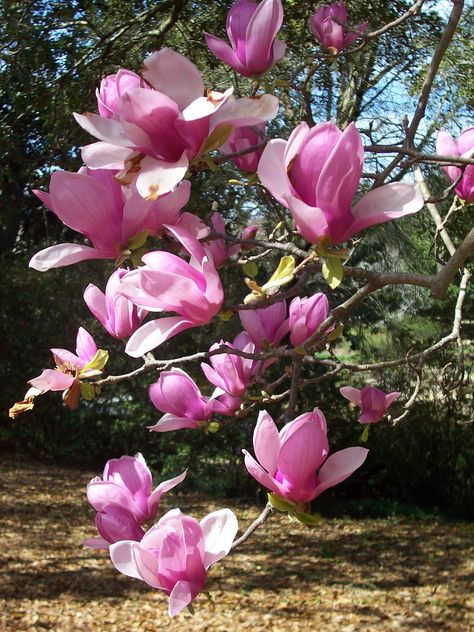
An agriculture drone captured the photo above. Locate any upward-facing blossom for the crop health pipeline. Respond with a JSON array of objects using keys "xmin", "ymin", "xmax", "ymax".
[
  {"xmin": 27, "ymin": 328, "xmax": 105, "ymax": 410},
  {"xmin": 310, "ymin": 2, "xmax": 367, "ymax": 53},
  {"xmin": 436, "ymin": 128, "xmax": 474, "ymax": 203},
  {"xmin": 340, "ymin": 385, "xmax": 401, "ymax": 424},
  {"xmin": 205, "ymin": 0, "xmax": 286, "ymax": 77},
  {"xmin": 243, "ymin": 409, "xmax": 368, "ymax": 505},
  {"xmin": 121, "ymin": 225, "xmax": 224, "ymax": 357},
  {"xmin": 85, "ymin": 453, "xmax": 186, "ymax": 549},
  {"xmin": 258, "ymin": 121, "xmax": 424, "ymax": 245},
  {"xmin": 29, "ymin": 168, "xmax": 190, "ymax": 271},
  {"xmin": 110, "ymin": 508, "xmax": 238, "ymax": 616},
  {"xmin": 74, "ymin": 48, "xmax": 279, "ymax": 198}
]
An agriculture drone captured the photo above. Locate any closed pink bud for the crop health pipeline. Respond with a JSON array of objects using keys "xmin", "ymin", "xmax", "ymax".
[
  {"xmin": 436, "ymin": 128, "xmax": 474, "ymax": 203},
  {"xmin": 205, "ymin": 0, "xmax": 286, "ymax": 78},
  {"xmin": 258, "ymin": 121, "xmax": 424, "ymax": 245},
  {"xmin": 340, "ymin": 385, "xmax": 401, "ymax": 424},
  {"xmin": 222, "ymin": 125, "xmax": 266, "ymax": 172},
  {"xmin": 84, "ymin": 505, "xmax": 145, "ymax": 550},
  {"xmin": 110, "ymin": 507, "xmax": 238, "ymax": 616},
  {"xmin": 289, "ymin": 293, "xmax": 330, "ymax": 346},
  {"xmin": 309, "ymin": 2, "xmax": 367, "ymax": 53},
  {"xmin": 96, "ymin": 69, "xmax": 149, "ymax": 119},
  {"xmin": 86, "ymin": 453, "xmax": 186, "ymax": 523},
  {"xmin": 239, "ymin": 300, "xmax": 289, "ymax": 349},
  {"xmin": 243, "ymin": 409, "xmax": 368, "ymax": 505},
  {"xmin": 84, "ymin": 269, "xmax": 147, "ymax": 339}
]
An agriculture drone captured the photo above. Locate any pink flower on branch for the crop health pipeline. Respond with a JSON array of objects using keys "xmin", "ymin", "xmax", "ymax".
[
  {"xmin": 29, "ymin": 168, "xmax": 190, "ymax": 271},
  {"xmin": 27, "ymin": 327, "xmax": 107, "ymax": 410},
  {"xmin": 84, "ymin": 269, "xmax": 147, "ymax": 340},
  {"xmin": 205, "ymin": 0, "xmax": 286, "ymax": 78},
  {"xmin": 340, "ymin": 385, "xmax": 401, "ymax": 424},
  {"xmin": 121, "ymin": 225, "xmax": 224, "ymax": 357},
  {"xmin": 239, "ymin": 300, "xmax": 289, "ymax": 349},
  {"xmin": 310, "ymin": 1, "xmax": 367, "ymax": 54},
  {"xmin": 258, "ymin": 121, "xmax": 424, "ymax": 245},
  {"xmin": 243, "ymin": 409, "xmax": 368, "ymax": 506},
  {"xmin": 221, "ymin": 124, "xmax": 266, "ymax": 172},
  {"xmin": 436, "ymin": 128, "xmax": 474, "ymax": 202},
  {"xmin": 74, "ymin": 48, "xmax": 279, "ymax": 199},
  {"xmin": 85, "ymin": 453, "xmax": 186, "ymax": 549},
  {"xmin": 96, "ymin": 69, "xmax": 151, "ymax": 119},
  {"xmin": 110, "ymin": 507, "xmax": 238, "ymax": 616},
  {"xmin": 289, "ymin": 293, "xmax": 330, "ymax": 347}
]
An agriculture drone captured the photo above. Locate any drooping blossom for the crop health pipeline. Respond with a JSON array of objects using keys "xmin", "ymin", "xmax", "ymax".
[
  {"xmin": 85, "ymin": 453, "xmax": 186, "ymax": 549},
  {"xmin": 74, "ymin": 48, "xmax": 279, "ymax": 199},
  {"xmin": 310, "ymin": 1, "xmax": 367, "ymax": 53},
  {"xmin": 121, "ymin": 224, "xmax": 224, "ymax": 357},
  {"xmin": 29, "ymin": 168, "xmax": 190, "ymax": 271},
  {"xmin": 201, "ymin": 332, "xmax": 257, "ymax": 397},
  {"xmin": 289, "ymin": 293, "xmax": 331, "ymax": 347},
  {"xmin": 149, "ymin": 369, "xmax": 239, "ymax": 433},
  {"xmin": 96, "ymin": 69, "xmax": 151, "ymax": 118},
  {"xmin": 221, "ymin": 124, "xmax": 266, "ymax": 172},
  {"xmin": 243, "ymin": 409, "xmax": 368, "ymax": 505},
  {"xmin": 258, "ymin": 121, "xmax": 424, "ymax": 245},
  {"xmin": 436, "ymin": 128, "xmax": 474, "ymax": 202},
  {"xmin": 239, "ymin": 300, "xmax": 289, "ymax": 349},
  {"xmin": 110, "ymin": 507, "xmax": 238, "ymax": 616},
  {"xmin": 340, "ymin": 385, "xmax": 401, "ymax": 424},
  {"xmin": 205, "ymin": 0, "xmax": 285, "ymax": 77},
  {"xmin": 84, "ymin": 269, "xmax": 147, "ymax": 340},
  {"xmin": 27, "ymin": 328, "xmax": 105, "ymax": 410}
]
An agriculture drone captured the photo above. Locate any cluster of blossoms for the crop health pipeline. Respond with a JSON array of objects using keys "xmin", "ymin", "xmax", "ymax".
[{"xmin": 11, "ymin": 0, "xmax": 471, "ymax": 618}]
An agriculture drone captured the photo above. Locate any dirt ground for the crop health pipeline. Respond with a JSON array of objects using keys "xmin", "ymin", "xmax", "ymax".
[{"xmin": 0, "ymin": 457, "xmax": 472, "ymax": 631}]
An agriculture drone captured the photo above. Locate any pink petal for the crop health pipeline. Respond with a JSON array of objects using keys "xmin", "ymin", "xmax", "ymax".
[
  {"xmin": 109, "ymin": 540, "xmax": 143, "ymax": 580},
  {"xmin": 210, "ymin": 94, "xmax": 279, "ymax": 133},
  {"xmin": 147, "ymin": 414, "xmax": 200, "ymax": 433},
  {"xmin": 253, "ymin": 410, "xmax": 280, "ymax": 476},
  {"xmin": 285, "ymin": 195, "xmax": 329, "ymax": 244},
  {"xmin": 243, "ymin": 450, "xmax": 281, "ymax": 495},
  {"xmin": 277, "ymin": 422, "xmax": 328, "ymax": 490},
  {"xmin": 148, "ymin": 470, "xmax": 187, "ymax": 517},
  {"xmin": 135, "ymin": 153, "xmax": 189, "ymax": 199},
  {"xmin": 84, "ymin": 284, "xmax": 108, "ymax": 329},
  {"xmin": 258, "ymin": 139, "xmax": 292, "ymax": 207},
  {"xmin": 315, "ymin": 447, "xmax": 369, "ymax": 497},
  {"xmin": 29, "ymin": 243, "xmax": 114, "ymax": 271},
  {"xmin": 125, "ymin": 317, "xmax": 196, "ymax": 357},
  {"xmin": 386, "ymin": 391, "xmax": 401, "ymax": 407},
  {"xmin": 76, "ymin": 327, "xmax": 97, "ymax": 363},
  {"xmin": 168, "ymin": 581, "xmax": 195, "ymax": 617},
  {"xmin": 204, "ymin": 33, "xmax": 248, "ymax": 75},
  {"xmin": 201, "ymin": 508, "xmax": 238, "ymax": 569},
  {"xmin": 81, "ymin": 142, "xmax": 133, "ymax": 170},
  {"xmin": 245, "ymin": 0, "xmax": 284, "ymax": 74},
  {"xmin": 28, "ymin": 369, "xmax": 74, "ymax": 392},
  {"xmin": 73, "ymin": 112, "xmax": 130, "ymax": 146},
  {"xmin": 339, "ymin": 386, "xmax": 362, "ymax": 405}
]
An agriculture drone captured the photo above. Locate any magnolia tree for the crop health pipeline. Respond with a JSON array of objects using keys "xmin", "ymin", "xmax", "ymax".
[{"xmin": 10, "ymin": 0, "xmax": 474, "ymax": 618}]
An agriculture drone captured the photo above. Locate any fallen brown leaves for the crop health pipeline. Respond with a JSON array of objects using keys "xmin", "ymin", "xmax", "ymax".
[{"xmin": 0, "ymin": 457, "xmax": 472, "ymax": 631}]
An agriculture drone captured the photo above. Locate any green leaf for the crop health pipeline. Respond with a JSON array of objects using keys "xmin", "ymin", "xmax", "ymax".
[
  {"xmin": 326, "ymin": 324, "xmax": 343, "ymax": 341},
  {"xmin": 80, "ymin": 382, "xmax": 96, "ymax": 401},
  {"xmin": 127, "ymin": 229, "xmax": 149, "ymax": 250},
  {"xmin": 200, "ymin": 123, "xmax": 234, "ymax": 154},
  {"xmin": 261, "ymin": 255, "xmax": 295, "ymax": 292},
  {"xmin": 80, "ymin": 349, "xmax": 109, "ymax": 376},
  {"xmin": 322, "ymin": 256, "xmax": 344, "ymax": 289},
  {"xmin": 360, "ymin": 425, "xmax": 370, "ymax": 442},
  {"xmin": 267, "ymin": 493, "xmax": 295, "ymax": 513},
  {"xmin": 242, "ymin": 261, "xmax": 258, "ymax": 278},
  {"xmin": 294, "ymin": 511, "xmax": 322, "ymax": 527}
]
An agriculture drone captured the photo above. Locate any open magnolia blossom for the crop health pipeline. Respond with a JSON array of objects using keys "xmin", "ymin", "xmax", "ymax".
[
  {"xmin": 205, "ymin": 0, "xmax": 286, "ymax": 77},
  {"xmin": 258, "ymin": 121, "xmax": 424, "ymax": 245},
  {"xmin": 74, "ymin": 47, "xmax": 279, "ymax": 198},
  {"xmin": 84, "ymin": 268, "xmax": 147, "ymax": 340},
  {"xmin": 25, "ymin": 328, "xmax": 107, "ymax": 410},
  {"xmin": 310, "ymin": 1, "xmax": 367, "ymax": 53},
  {"xmin": 121, "ymin": 224, "xmax": 224, "ymax": 357},
  {"xmin": 110, "ymin": 508, "xmax": 238, "ymax": 616},
  {"xmin": 243, "ymin": 409, "xmax": 368, "ymax": 506},
  {"xmin": 29, "ymin": 168, "xmax": 190, "ymax": 271},
  {"xmin": 436, "ymin": 127, "xmax": 474, "ymax": 203},
  {"xmin": 340, "ymin": 385, "xmax": 401, "ymax": 424},
  {"xmin": 85, "ymin": 453, "xmax": 186, "ymax": 549},
  {"xmin": 149, "ymin": 368, "xmax": 239, "ymax": 432}
]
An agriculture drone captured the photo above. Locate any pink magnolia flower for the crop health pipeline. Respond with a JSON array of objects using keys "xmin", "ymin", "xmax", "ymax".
[
  {"xmin": 29, "ymin": 168, "xmax": 190, "ymax": 271},
  {"xmin": 110, "ymin": 507, "xmax": 238, "ymax": 616},
  {"xmin": 121, "ymin": 224, "xmax": 224, "ymax": 357},
  {"xmin": 310, "ymin": 1, "xmax": 367, "ymax": 53},
  {"xmin": 74, "ymin": 48, "xmax": 279, "ymax": 199},
  {"xmin": 221, "ymin": 124, "xmax": 265, "ymax": 172},
  {"xmin": 239, "ymin": 300, "xmax": 289, "ymax": 349},
  {"xmin": 84, "ymin": 269, "xmax": 147, "ymax": 340},
  {"xmin": 201, "ymin": 332, "xmax": 257, "ymax": 397},
  {"xmin": 205, "ymin": 0, "xmax": 285, "ymax": 77},
  {"xmin": 96, "ymin": 69, "xmax": 151, "ymax": 118},
  {"xmin": 258, "ymin": 121, "xmax": 424, "ymax": 245},
  {"xmin": 243, "ymin": 409, "xmax": 368, "ymax": 505},
  {"xmin": 149, "ymin": 369, "xmax": 238, "ymax": 432},
  {"xmin": 340, "ymin": 385, "xmax": 401, "ymax": 424},
  {"xmin": 289, "ymin": 293, "xmax": 330, "ymax": 347},
  {"xmin": 86, "ymin": 453, "xmax": 186, "ymax": 550},
  {"xmin": 436, "ymin": 128, "xmax": 474, "ymax": 202},
  {"xmin": 28, "ymin": 328, "xmax": 103, "ymax": 410}
]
